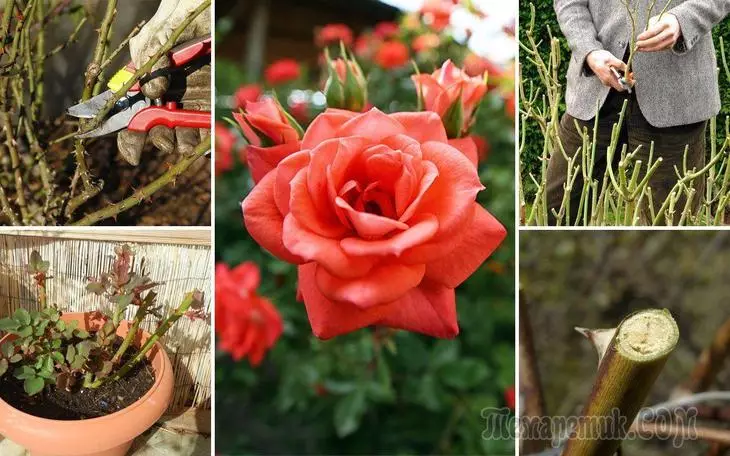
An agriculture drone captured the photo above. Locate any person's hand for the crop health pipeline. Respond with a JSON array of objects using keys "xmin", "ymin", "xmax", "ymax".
[
  {"xmin": 117, "ymin": 0, "xmax": 211, "ymax": 166},
  {"xmin": 636, "ymin": 13, "xmax": 682, "ymax": 52},
  {"xmin": 586, "ymin": 50, "xmax": 627, "ymax": 91}
]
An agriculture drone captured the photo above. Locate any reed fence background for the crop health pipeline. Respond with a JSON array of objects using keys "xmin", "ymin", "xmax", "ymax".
[{"xmin": 0, "ymin": 231, "xmax": 212, "ymax": 413}]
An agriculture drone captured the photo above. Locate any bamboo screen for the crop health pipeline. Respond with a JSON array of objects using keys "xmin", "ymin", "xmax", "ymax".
[{"xmin": 0, "ymin": 231, "xmax": 212, "ymax": 412}]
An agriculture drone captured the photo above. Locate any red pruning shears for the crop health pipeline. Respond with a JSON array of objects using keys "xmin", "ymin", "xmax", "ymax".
[{"xmin": 67, "ymin": 34, "xmax": 212, "ymax": 138}]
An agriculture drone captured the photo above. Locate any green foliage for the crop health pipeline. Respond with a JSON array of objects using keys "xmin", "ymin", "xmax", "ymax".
[
  {"xmin": 0, "ymin": 247, "xmax": 200, "ymax": 397},
  {"xmin": 520, "ymin": 0, "xmax": 730, "ymax": 198}
]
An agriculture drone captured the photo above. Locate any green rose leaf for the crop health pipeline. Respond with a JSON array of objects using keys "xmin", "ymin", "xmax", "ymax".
[
  {"xmin": 16, "ymin": 326, "xmax": 32, "ymax": 338},
  {"xmin": 9, "ymin": 354, "xmax": 22, "ymax": 363},
  {"xmin": 0, "ymin": 342, "xmax": 14, "ymax": 358},
  {"xmin": 333, "ymin": 389, "xmax": 367, "ymax": 438},
  {"xmin": 0, "ymin": 359, "xmax": 7, "ymax": 377},
  {"xmin": 14, "ymin": 365, "xmax": 35, "ymax": 380},
  {"xmin": 440, "ymin": 359, "xmax": 489, "ymax": 391},
  {"xmin": 13, "ymin": 308, "xmax": 31, "ymax": 326},
  {"xmin": 23, "ymin": 376, "xmax": 45, "ymax": 396},
  {"xmin": 0, "ymin": 318, "xmax": 20, "ymax": 332}
]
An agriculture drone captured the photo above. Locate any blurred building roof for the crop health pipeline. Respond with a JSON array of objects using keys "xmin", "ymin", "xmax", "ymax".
[{"xmin": 218, "ymin": 0, "xmax": 399, "ymax": 71}]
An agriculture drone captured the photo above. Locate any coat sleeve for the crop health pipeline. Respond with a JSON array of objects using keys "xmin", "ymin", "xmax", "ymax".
[
  {"xmin": 670, "ymin": 0, "xmax": 730, "ymax": 53},
  {"xmin": 554, "ymin": 0, "xmax": 604, "ymax": 68}
]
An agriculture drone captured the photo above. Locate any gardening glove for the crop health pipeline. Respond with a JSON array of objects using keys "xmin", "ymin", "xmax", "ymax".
[{"xmin": 117, "ymin": 0, "xmax": 211, "ymax": 166}]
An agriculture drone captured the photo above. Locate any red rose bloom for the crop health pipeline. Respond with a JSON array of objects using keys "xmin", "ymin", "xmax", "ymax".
[
  {"xmin": 505, "ymin": 385, "xmax": 515, "ymax": 410},
  {"xmin": 316, "ymin": 23, "xmax": 354, "ymax": 47},
  {"xmin": 215, "ymin": 122, "xmax": 235, "ymax": 175},
  {"xmin": 374, "ymin": 41, "xmax": 410, "ymax": 69},
  {"xmin": 420, "ymin": 0, "xmax": 453, "ymax": 32},
  {"xmin": 412, "ymin": 60, "xmax": 488, "ymax": 136},
  {"xmin": 374, "ymin": 21, "xmax": 399, "ymax": 39},
  {"xmin": 264, "ymin": 59, "xmax": 301, "ymax": 85},
  {"xmin": 215, "ymin": 262, "xmax": 283, "ymax": 366},
  {"xmin": 234, "ymin": 98, "xmax": 302, "ymax": 183},
  {"xmin": 242, "ymin": 108, "xmax": 506, "ymax": 339},
  {"xmin": 234, "ymin": 84, "xmax": 262, "ymax": 110}
]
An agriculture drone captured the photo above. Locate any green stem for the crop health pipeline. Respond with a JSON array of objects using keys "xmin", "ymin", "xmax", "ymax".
[
  {"xmin": 88, "ymin": 290, "xmax": 200, "ymax": 389},
  {"xmin": 70, "ymin": 137, "xmax": 211, "ymax": 225},
  {"xmin": 111, "ymin": 294, "xmax": 152, "ymax": 365}
]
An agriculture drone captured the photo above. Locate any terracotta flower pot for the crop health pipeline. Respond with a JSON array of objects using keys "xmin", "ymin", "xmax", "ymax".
[{"xmin": 0, "ymin": 312, "xmax": 174, "ymax": 456}]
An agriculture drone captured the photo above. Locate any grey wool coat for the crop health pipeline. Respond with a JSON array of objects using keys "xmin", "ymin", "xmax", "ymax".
[{"xmin": 555, "ymin": 0, "xmax": 730, "ymax": 128}]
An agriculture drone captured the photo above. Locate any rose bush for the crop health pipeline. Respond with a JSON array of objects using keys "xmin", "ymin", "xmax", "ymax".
[
  {"xmin": 215, "ymin": 262, "xmax": 283, "ymax": 366},
  {"xmin": 243, "ymin": 108, "xmax": 505, "ymax": 338},
  {"xmin": 215, "ymin": 0, "xmax": 515, "ymax": 453}
]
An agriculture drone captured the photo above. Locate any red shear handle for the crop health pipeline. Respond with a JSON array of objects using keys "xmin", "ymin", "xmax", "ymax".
[
  {"xmin": 127, "ymin": 104, "xmax": 211, "ymax": 132},
  {"xmin": 169, "ymin": 35, "xmax": 212, "ymax": 67}
]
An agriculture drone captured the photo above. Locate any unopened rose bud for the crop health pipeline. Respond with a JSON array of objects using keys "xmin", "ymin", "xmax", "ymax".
[{"xmin": 324, "ymin": 47, "xmax": 368, "ymax": 112}]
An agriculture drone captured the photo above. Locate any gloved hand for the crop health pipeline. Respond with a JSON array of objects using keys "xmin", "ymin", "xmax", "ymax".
[{"xmin": 117, "ymin": 0, "xmax": 211, "ymax": 166}]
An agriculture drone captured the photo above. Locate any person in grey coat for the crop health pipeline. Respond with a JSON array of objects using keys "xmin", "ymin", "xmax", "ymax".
[{"xmin": 546, "ymin": 0, "xmax": 730, "ymax": 225}]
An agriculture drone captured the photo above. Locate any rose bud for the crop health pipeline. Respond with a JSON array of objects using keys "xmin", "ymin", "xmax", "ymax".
[
  {"xmin": 234, "ymin": 97, "xmax": 304, "ymax": 183},
  {"xmin": 323, "ymin": 47, "xmax": 368, "ymax": 112},
  {"xmin": 411, "ymin": 59, "xmax": 487, "ymax": 138}
]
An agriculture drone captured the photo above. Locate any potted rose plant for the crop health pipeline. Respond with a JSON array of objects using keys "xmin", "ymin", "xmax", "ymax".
[{"xmin": 0, "ymin": 246, "xmax": 205, "ymax": 456}]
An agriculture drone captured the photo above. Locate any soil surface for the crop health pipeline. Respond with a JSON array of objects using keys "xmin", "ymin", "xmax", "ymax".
[{"xmin": 0, "ymin": 335, "xmax": 155, "ymax": 420}]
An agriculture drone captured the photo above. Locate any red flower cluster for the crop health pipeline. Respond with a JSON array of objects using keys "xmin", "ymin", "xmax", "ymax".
[
  {"xmin": 316, "ymin": 23, "xmax": 353, "ymax": 47},
  {"xmin": 374, "ymin": 41, "xmax": 410, "ymax": 69},
  {"xmin": 216, "ymin": 262, "xmax": 283, "ymax": 366},
  {"xmin": 264, "ymin": 59, "xmax": 301, "ymax": 85}
]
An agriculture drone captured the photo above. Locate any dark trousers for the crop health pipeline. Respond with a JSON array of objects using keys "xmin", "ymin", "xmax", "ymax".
[{"xmin": 545, "ymin": 90, "xmax": 707, "ymax": 225}]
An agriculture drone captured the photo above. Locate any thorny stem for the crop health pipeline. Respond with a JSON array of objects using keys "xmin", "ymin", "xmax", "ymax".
[
  {"xmin": 83, "ymin": 0, "xmax": 211, "ymax": 133},
  {"xmin": 89, "ymin": 290, "xmax": 201, "ymax": 389},
  {"xmin": 72, "ymin": 0, "xmax": 119, "ymax": 193},
  {"xmin": 520, "ymin": 5, "xmax": 730, "ymax": 226},
  {"xmin": 111, "ymin": 292, "xmax": 154, "ymax": 365},
  {"xmin": 71, "ymin": 136, "xmax": 211, "ymax": 225}
]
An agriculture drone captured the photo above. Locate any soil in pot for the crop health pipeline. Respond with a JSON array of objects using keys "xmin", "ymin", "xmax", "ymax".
[{"xmin": 0, "ymin": 334, "xmax": 155, "ymax": 420}]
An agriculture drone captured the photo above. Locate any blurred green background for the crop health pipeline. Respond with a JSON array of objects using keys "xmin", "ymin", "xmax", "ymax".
[
  {"xmin": 519, "ymin": 0, "xmax": 730, "ymax": 199},
  {"xmin": 214, "ymin": 0, "xmax": 516, "ymax": 454},
  {"xmin": 521, "ymin": 231, "xmax": 730, "ymax": 455}
]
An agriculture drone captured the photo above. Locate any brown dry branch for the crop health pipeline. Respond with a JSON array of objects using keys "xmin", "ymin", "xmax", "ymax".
[
  {"xmin": 563, "ymin": 309, "xmax": 679, "ymax": 456},
  {"xmin": 684, "ymin": 317, "xmax": 730, "ymax": 397},
  {"xmin": 519, "ymin": 292, "xmax": 552, "ymax": 453}
]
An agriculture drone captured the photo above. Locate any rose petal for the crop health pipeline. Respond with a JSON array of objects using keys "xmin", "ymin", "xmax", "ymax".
[
  {"xmin": 424, "ymin": 205, "xmax": 506, "ymax": 288},
  {"xmin": 337, "ymin": 108, "xmax": 405, "ymax": 142},
  {"xmin": 391, "ymin": 112, "xmax": 448, "ymax": 143},
  {"xmin": 301, "ymin": 109, "xmax": 359, "ymax": 148},
  {"xmin": 245, "ymin": 113, "xmax": 299, "ymax": 144},
  {"xmin": 309, "ymin": 137, "xmax": 368, "ymax": 214},
  {"xmin": 233, "ymin": 111, "xmax": 261, "ymax": 147},
  {"xmin": 409, "ymin": 141, "xmax": 483, "ymax": 235},
  {"xmin": 247, "ymin": 142, "xmax": 301, "ymax": 184},
  {"xmin": 340, "ymin": 214, "xmax": 439, "ymax": 257},
  {"xmin": 316, "ymin": 261, "xmax": 425, "ymax": 308},
  {"xmin": 335, "ymin": 197, "xmax": 409, "ymax": 238},
  {"xmin": 290, "ymin": 166, "xmax": 348, "ymax": 238},
  {"xmin": 448, "ymin": 137, "xmax": 478, "ymax": 169},
  {"xmin": 242, "ymin": 172, "xmax": 305, "ymax": 264},
  {"xmin": 399, "ymin": 160, "xmax": 439, "ymax": 223},
  {"xmin": 273, "ymin": 151, "xmax": 310, "ymax": 216},
  {"xmin": 283, "ymin": 215, "xmax": 376, "ymax": 278},
  {"xmin": 377, "ymin": 279, "xmax": 459, "ymax": 338},
  {"xmin": 298, "ymin": 263, "xmax": 389, "ymax": 339}
]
